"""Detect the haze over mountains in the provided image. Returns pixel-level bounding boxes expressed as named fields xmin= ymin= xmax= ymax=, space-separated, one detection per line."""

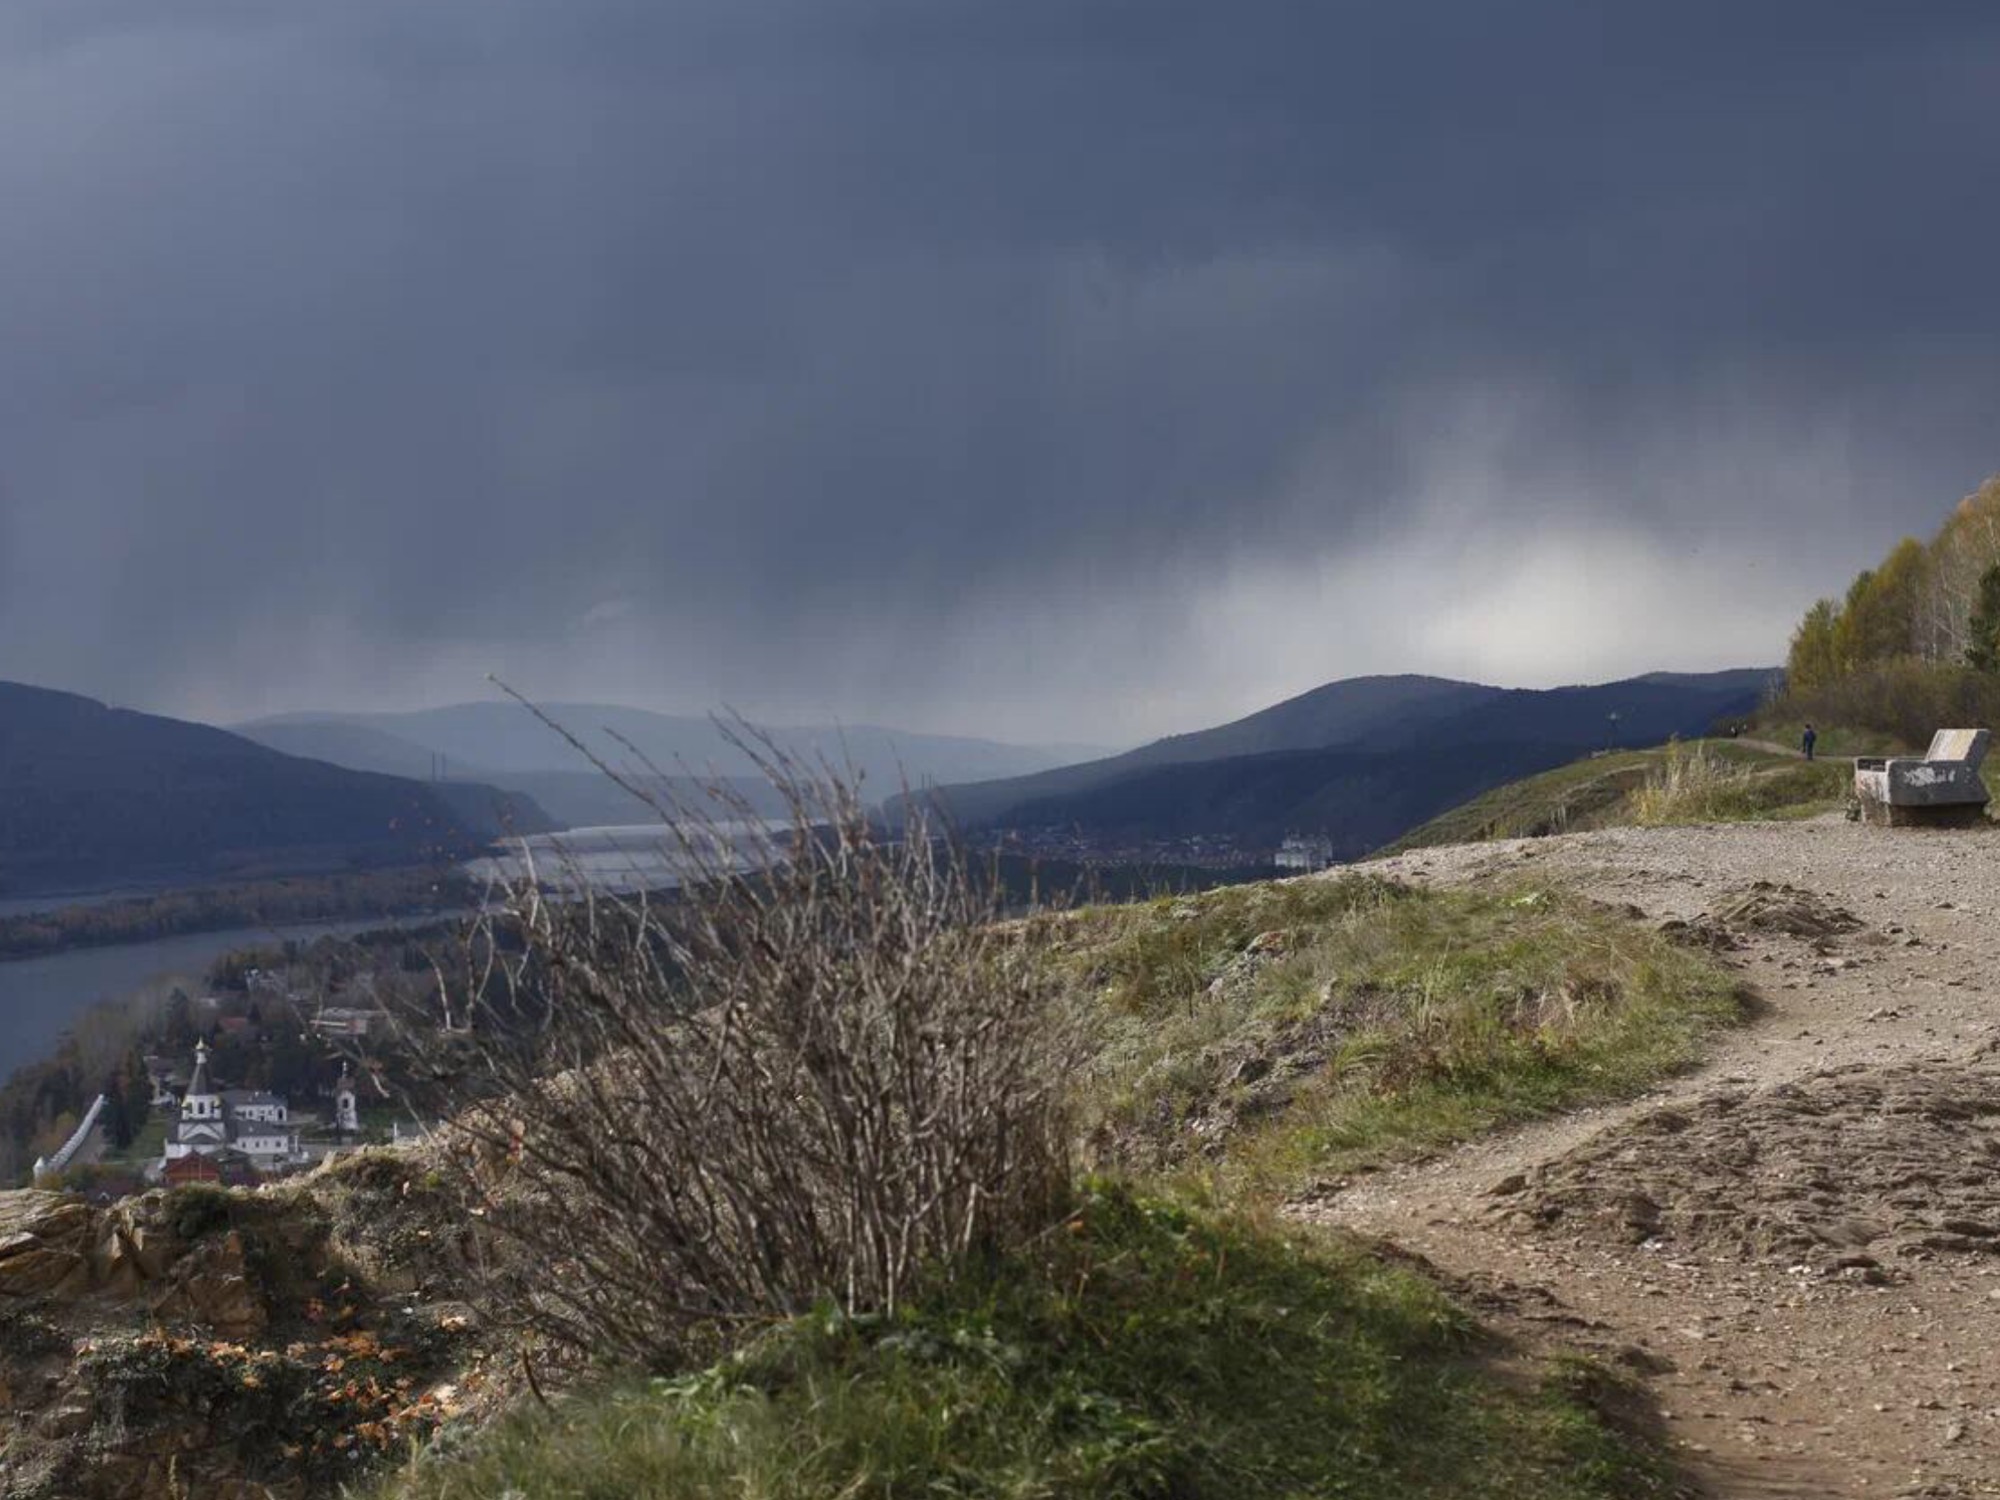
xmin=235 ymin=705 xmax=1112 ymax=829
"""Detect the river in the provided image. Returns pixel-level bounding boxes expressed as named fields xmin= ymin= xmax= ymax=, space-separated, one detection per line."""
xmin=463 ymin=820 xmax=781 ymax=896
xmin=0 ymin=915 xmax=427 ymax=1084
xmin=0 ymin=822 xmax=780 ymax=1086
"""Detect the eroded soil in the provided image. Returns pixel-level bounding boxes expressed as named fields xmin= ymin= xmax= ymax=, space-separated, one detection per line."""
xmin=1298 ymin=818 xmax=2000 ymax=1499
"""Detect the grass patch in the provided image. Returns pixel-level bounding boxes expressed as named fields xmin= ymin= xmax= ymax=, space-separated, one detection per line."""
xmin=362 ymin=1185 xmax=1673 ymax=1500
xmin=1049 ymin=876 xmax=1745 ymax=1191
xmin=1750 ymin=719 xmax=1901 ymax=759
xmin=1390 ymin=739 xmax=1846 ymax=852
xmin=1385 ymin=751 xmax=1666 ymax=850
xmin=1627 ymin=741 xmax=1849 ymax=826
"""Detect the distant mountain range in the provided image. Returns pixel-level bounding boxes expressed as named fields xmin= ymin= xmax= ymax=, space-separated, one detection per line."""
xmin=235 ymin=704 xmax=1113 ymax=828
xmin=0 ymin=668 xmax=1777 ymax=899
xmin=902 ymin=668 xmax=1777 ymax=855
xmin=0 ymin=682 xmax=553 ymax=897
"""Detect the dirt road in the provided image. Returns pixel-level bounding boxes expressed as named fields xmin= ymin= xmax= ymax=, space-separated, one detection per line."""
xmin=1298 ymin=817 xmax=2000 ymax=1499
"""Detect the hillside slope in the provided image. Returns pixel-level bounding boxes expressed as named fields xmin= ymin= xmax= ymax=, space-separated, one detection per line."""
xmin=1388 ymin=739 xmax=1847 ymax=851
xmin=917 ymin=669 xmax=1774 ymax=845
xmin=895 ymin=674 xmax=1499 ymax=827
xmin=1322 ymin=817 xmax=2000 ymax=1494
xmin=997 ymin=741 xmax=1577 ymax=855
xmin=0 ymin=682 xmax=548 ymax=895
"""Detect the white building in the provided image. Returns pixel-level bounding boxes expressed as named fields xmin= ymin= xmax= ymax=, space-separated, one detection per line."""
xmin=334 ymin=1062 xmax=360 ymax=1134
xmin=161 ymin=1042 xmax=307 ymax=1173
xmin=310 ymin=1006 xmax=387 ymax=1040
xmin=1273 ymin=834 xmax=1336 ymax=873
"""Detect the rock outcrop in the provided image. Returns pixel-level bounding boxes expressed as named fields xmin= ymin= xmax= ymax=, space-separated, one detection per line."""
xmin=0 ymin=1193 xmax=269 ymax=1332
xmin=0 ymin=1154 xmax=497 ymax=1500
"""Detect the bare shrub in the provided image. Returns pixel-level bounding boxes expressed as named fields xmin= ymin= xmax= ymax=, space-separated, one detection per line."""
xmin=395 ymin=734 xmax=1075 ymax=1371
xmin=1777 ymin=658 xmax=2000 ymax=750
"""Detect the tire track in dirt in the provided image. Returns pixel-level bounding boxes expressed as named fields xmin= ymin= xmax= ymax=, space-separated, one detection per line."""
xmin=1294 ymin=818 xmax=2000 ymax=1499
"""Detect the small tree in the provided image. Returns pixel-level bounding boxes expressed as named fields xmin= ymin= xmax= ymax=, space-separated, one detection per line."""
xmin=120 ymin=1047 xmax=153 ymax=1131
xmin=1787 ymin=598 xmax=1841 ymax=691
xmin=1965 ymin=563 xmax=2000 ymax=672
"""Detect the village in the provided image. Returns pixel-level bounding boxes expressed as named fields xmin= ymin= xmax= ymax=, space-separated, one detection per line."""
xmin=989 ymin=825 xmax=1338 ymax=874
xmin=29 ymin=978 xmax=403 ymax=1196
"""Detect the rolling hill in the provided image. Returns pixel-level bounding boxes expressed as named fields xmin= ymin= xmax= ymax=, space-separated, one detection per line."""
xmin=907 ymin=668 xmax=1776 ymax=849
xmin=1381 ymin=739 xmax=1846 ymax=852
xmin=0 ymin=682 xmax=552 ymax=896
xmin=892 ymin=675 xmax=1506 ymax=828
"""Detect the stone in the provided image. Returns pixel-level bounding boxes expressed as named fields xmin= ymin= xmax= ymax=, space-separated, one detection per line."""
xmin=37 ymin=1401 xmax=92 ymax=1439
xmin=0 ymin=1247 xmax=87 ymax=1299
xmin=1854 ymin=729 xmax=1993 ymax=825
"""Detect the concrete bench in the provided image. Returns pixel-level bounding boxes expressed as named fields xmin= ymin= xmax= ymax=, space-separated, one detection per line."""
xmin=1854 ymin=728 xmax=1992 ymax=827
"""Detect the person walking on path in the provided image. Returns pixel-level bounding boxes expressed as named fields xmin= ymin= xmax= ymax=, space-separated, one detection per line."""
xmin=1802 ymin=723 xmax=1818 ymax=761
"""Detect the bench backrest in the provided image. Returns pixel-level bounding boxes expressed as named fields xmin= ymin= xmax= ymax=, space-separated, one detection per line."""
xmin=1924 ymin=728 xmax=1991 ymax=768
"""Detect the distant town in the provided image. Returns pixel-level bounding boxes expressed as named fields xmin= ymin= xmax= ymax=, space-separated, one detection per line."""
xmin=990 ymin=826 xmax=1338 ymax=874
xmin=29 ymin=978 xmax=400 ymax=1196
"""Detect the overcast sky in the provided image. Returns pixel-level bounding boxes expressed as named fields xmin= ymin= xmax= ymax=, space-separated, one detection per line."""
xmin=3 ymin=2 xmax=1998 ymax=745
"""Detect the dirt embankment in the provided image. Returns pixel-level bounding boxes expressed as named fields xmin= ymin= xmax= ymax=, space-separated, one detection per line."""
xmin=0 ymin=1152 xmax=506 ymax=1500
xmin=1301 ymin=818 xmax=2000 ymax=1499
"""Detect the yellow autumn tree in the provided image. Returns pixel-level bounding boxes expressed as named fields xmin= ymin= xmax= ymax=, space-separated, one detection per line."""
xmin=1786 ymin=598 xmax=1841 ymax=691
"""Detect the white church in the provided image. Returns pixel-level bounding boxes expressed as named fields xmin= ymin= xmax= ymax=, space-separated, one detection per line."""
xmin=159 ymin=1042 xmax=359 ymax=1178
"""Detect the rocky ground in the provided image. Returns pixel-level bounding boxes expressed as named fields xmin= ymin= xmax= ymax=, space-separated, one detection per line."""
xmin=20 ymin=813 xmax=2000 ymax=1499
xmin=1300 ymin=817 xmax=2000 ymax=1499
xmin=0 ymin=1151 xmax=510 ymax=1500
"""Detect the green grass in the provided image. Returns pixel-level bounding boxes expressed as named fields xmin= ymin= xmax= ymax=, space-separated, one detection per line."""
xmin=1048 ymin=876 xmax=1746 ymax=1192
xmin=362 ymin=1185 xmax=1673 ymax=1500
xmin=1385 ymin=750 xmax=1667 ymax=851
xmin=1389 ymin=739 xmax=1847 ymax=853
xmin=1749 ymin=719 xmax=1902 ymax=759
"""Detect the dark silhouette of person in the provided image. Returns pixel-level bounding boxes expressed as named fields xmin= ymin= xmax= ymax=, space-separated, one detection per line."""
xmin=1802 ymin=723 xmax=1818 ymax=761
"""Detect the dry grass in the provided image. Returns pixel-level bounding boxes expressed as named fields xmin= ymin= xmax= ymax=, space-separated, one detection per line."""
xmin=1628 ymin=741 xmax=1759 ymax=823
xmin=1628 ymin=740 xmax=1845 ymax=826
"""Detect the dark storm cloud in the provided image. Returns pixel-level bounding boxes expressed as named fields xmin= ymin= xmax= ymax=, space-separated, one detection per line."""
xmin=2 ymin=1 xmax=1998 ymax=738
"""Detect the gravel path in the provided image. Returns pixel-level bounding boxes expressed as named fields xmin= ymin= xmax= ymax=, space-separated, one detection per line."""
xmin=1294 ymin=817 xmax=2000 ymax=1499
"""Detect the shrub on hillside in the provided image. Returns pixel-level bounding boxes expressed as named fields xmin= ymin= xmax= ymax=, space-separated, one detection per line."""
xmin=399 ymin=737 xmax=1077 ymax=1371
xmin=1774 ymin=658 xmax=2000 ymax=750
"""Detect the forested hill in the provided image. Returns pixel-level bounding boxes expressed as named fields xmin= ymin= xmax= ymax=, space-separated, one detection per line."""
xmin=0 ymin=681 xmax=551 ymax=896
xmin=908 ymin=668 xmax=1773 ymax=840
xmin=893 ymin=675 xmax=1497 ymax=828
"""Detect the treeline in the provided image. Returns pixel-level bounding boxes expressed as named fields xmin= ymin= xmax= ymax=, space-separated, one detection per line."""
xmin=0 ymin=867 xmax=472 ymax=961
xmin=1780 ymin=474 xmax=2000 ymax=744
xmin=1788 ymin=475 xmax=2000 ymax=687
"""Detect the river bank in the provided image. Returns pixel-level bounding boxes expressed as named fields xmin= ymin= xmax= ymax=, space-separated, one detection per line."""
xmin=0 ymin=865 xmax=472 ymax=962
xmin=0 ymin=913 xmax=445 ymax=1085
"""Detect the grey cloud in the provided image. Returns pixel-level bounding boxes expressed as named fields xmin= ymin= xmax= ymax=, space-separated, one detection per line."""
xmin=1 ymin=2 xmax=1997 ymax=740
